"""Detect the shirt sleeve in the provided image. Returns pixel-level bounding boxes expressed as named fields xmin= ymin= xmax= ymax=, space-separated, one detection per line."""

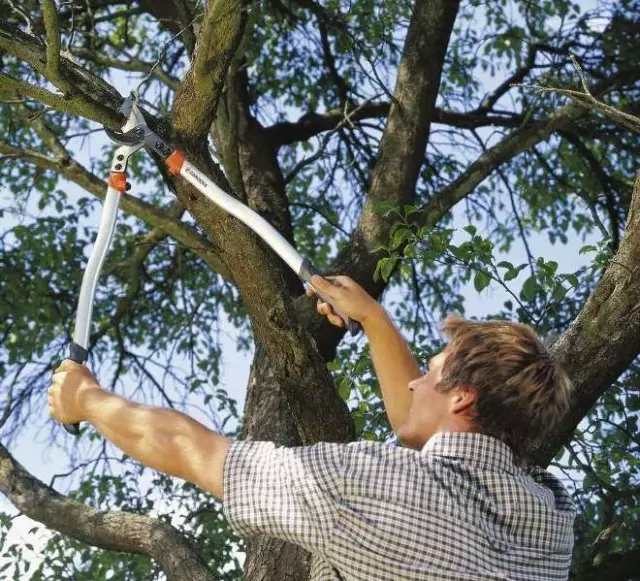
xmin=222 ymin=439 xmax=345 ymax=554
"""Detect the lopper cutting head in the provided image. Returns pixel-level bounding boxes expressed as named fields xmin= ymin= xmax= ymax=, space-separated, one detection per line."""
xmin=104 ymin=92 xmax=148 ymax=146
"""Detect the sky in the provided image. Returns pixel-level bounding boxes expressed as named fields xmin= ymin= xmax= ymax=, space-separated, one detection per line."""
xmin=0 ymin=0 xmax=610 ymax=576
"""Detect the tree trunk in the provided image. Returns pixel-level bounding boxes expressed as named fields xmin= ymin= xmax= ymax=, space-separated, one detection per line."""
xmin=240 ymin=343 xmax=329 ymax=581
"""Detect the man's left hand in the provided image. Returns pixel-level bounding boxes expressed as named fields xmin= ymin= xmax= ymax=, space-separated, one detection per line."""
xmin=48 ymin=360 xmax=102 ymax=424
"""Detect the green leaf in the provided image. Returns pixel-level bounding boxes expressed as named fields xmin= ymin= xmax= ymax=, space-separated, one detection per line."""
xmin=552 ymin=283 xmax=567 ymax=300
xmin=338 ymin=377 xmax=351 ymax=401
xmin=497 ymin=261 xmax=514 ymax=270
xmin=372 ymin=201 xmax=399 ymax=217
xmin=504 ymin=263 xmax=528 ymax=281
xmin=463 ymin=225 xmax=477 ymax=236
xmin=376 ymin=257 xmax=396 ymax=282
xmin=391 ymin=226 xmax=412 ymax=250
xmin=473 ymin=270 xmax=491 ymax=292
xmin=579 ymin=244 xmax=597 ymax=255
xmin=521 ymin=275 xmax=537 ymax=301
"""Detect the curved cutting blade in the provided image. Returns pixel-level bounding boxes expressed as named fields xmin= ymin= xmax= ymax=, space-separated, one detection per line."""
xmin=104 ymin=124 xmax=146 ymax=145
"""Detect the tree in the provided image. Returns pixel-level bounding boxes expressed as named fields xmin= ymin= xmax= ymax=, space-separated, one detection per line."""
xmin=0 ymin=0 xmax=639 ymax=579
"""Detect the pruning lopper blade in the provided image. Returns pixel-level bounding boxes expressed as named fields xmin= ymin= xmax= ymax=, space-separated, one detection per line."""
xmin=104 ymin=92 xmax=148 ymax=146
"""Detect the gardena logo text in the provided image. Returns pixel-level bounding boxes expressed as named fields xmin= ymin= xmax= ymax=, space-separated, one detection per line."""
xmin=186 ymin=168 xmax=208 ymax=188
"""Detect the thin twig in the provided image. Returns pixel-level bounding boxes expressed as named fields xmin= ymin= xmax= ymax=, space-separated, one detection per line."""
xmin=513 ymin=55 xmax=640 ymax=134
xmin=6 ymin=0 xmax=37 ymax=36
xmin=284 ymin=97 xmax=381 ymax=184
xmin=135 ymin=13 xmax=201 ymax=94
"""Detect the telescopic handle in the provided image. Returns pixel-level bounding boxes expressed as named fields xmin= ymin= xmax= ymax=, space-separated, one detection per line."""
xmin=62 ymin=341 xmax=88 ymax=436
xmin=299 ymin=261 xmax=361 ymax=336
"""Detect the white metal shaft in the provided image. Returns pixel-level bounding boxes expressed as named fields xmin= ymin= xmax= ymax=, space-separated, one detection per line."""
xmin=73 ymin=186 xmax=122 ymax=349
xmin=179 ymin=161 xmax=305 ymax=274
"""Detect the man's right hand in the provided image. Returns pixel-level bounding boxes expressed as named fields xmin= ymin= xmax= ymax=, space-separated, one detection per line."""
xmin=306 ymin=275 xmax=382 ymax=327
xmin=308 ymin=274 xmax=420 ymax=433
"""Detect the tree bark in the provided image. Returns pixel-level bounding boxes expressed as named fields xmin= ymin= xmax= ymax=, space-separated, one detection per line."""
xmin=238 ymin=1 xmax=462 ymax=579
xmin=333 ymin=0 xmax=461 ymax=295
xmin=241 ymin=343 xmax=318 ymax=581
xmin=539 ymin=171 xmax=640 ymax=465
xmin=0 ymin=444 xmax=216 ymax=581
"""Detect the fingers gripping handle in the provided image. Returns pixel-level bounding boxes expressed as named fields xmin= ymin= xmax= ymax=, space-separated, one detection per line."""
xmin=62 ymin=341 xmax=88 ymax=436
xmin=299 ymin=261 xmax=361 ymax=335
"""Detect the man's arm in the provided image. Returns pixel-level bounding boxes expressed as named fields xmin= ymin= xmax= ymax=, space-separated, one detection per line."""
xmin=48 ymin=361 xmax=231 ymax=499
xmin=308 ymin=276 xmax=422 ymax=431
xmin=361 ymin=307 xmax=422 ymax=431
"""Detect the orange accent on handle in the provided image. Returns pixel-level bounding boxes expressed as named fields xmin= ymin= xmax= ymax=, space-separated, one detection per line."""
xmin=108 ymin=172 xmax=128 ymax=192
xmin=166 ymin=150 xmax=185 ymax=176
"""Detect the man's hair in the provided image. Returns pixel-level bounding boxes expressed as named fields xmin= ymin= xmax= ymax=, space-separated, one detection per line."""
xmin=437 ymin=314 xmax=572 ymax=466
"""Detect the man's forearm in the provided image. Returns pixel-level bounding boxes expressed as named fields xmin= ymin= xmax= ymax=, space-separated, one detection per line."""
xmin=81 ymin=389 xmax=229 ymax=497
xmin=363 ymin=307 xmax=422 ymax=431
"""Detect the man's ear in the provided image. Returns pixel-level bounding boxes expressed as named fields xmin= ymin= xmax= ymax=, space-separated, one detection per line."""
xmin=449 ymin=385 xmax=476 ymax=415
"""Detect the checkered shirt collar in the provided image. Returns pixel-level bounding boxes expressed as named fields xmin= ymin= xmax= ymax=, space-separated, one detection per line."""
xmin=421 ymin=431 xmax=518 ymax=473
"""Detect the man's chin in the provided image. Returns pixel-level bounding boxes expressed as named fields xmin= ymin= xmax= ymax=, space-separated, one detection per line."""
xmin=396 ymin=426 xmax=427 ymax=450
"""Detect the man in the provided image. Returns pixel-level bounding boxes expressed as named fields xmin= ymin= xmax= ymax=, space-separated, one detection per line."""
xmin=49 ymin=275 xmax=576 ymax=580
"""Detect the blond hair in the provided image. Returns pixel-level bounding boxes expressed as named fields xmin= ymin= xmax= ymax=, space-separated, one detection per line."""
xmin=438 ymin=314 xmax=572 ymax=466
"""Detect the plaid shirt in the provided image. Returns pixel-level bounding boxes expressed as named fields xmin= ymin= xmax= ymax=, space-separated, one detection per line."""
xmin=223 ymin=431 xmax=575 ymax=580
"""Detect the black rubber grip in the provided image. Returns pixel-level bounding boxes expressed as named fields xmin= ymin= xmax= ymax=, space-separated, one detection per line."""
xmin=63 ymin=341 xmax=88 ymax=436
xmin=299 ymin=260 xmax=362 ymax=336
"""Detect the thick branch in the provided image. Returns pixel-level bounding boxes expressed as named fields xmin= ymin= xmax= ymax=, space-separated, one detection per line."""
xmin=416 ymin=66 xmax=640 ymax=229
xmin=0 ymin=25 xmax=122 ymax=127
xmin=0 ymin=74 xmax=119 ymax=129
xmin=535 ymin=177 xmax=640 ymax=466
xmin=0 ymin=443 xmax=216 ymax=581
xmin=332 ymin=0 xmax=461 ymax=286
xmin=265 ymin=103 xmax=522 ymax=147
xmin=291 ymin=0 xmax=462 ymax=353
xmin=316 ymin=16 xmax=350 ymax=105
xmin=221 ymin=70 xmax=297 ymax=246
xmin=41 ymin=0 xmax=70 ymax=92
xmin=172 ymin=0 xmax=248 ymax=144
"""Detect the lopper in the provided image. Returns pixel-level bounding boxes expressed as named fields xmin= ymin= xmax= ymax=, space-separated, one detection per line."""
xmin=62 ymin=92 xmax=359 ymax=435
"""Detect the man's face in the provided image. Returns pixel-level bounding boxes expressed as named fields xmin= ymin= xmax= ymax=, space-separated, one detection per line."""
xmin=396 ymin=349 xmax=451 ymax=449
